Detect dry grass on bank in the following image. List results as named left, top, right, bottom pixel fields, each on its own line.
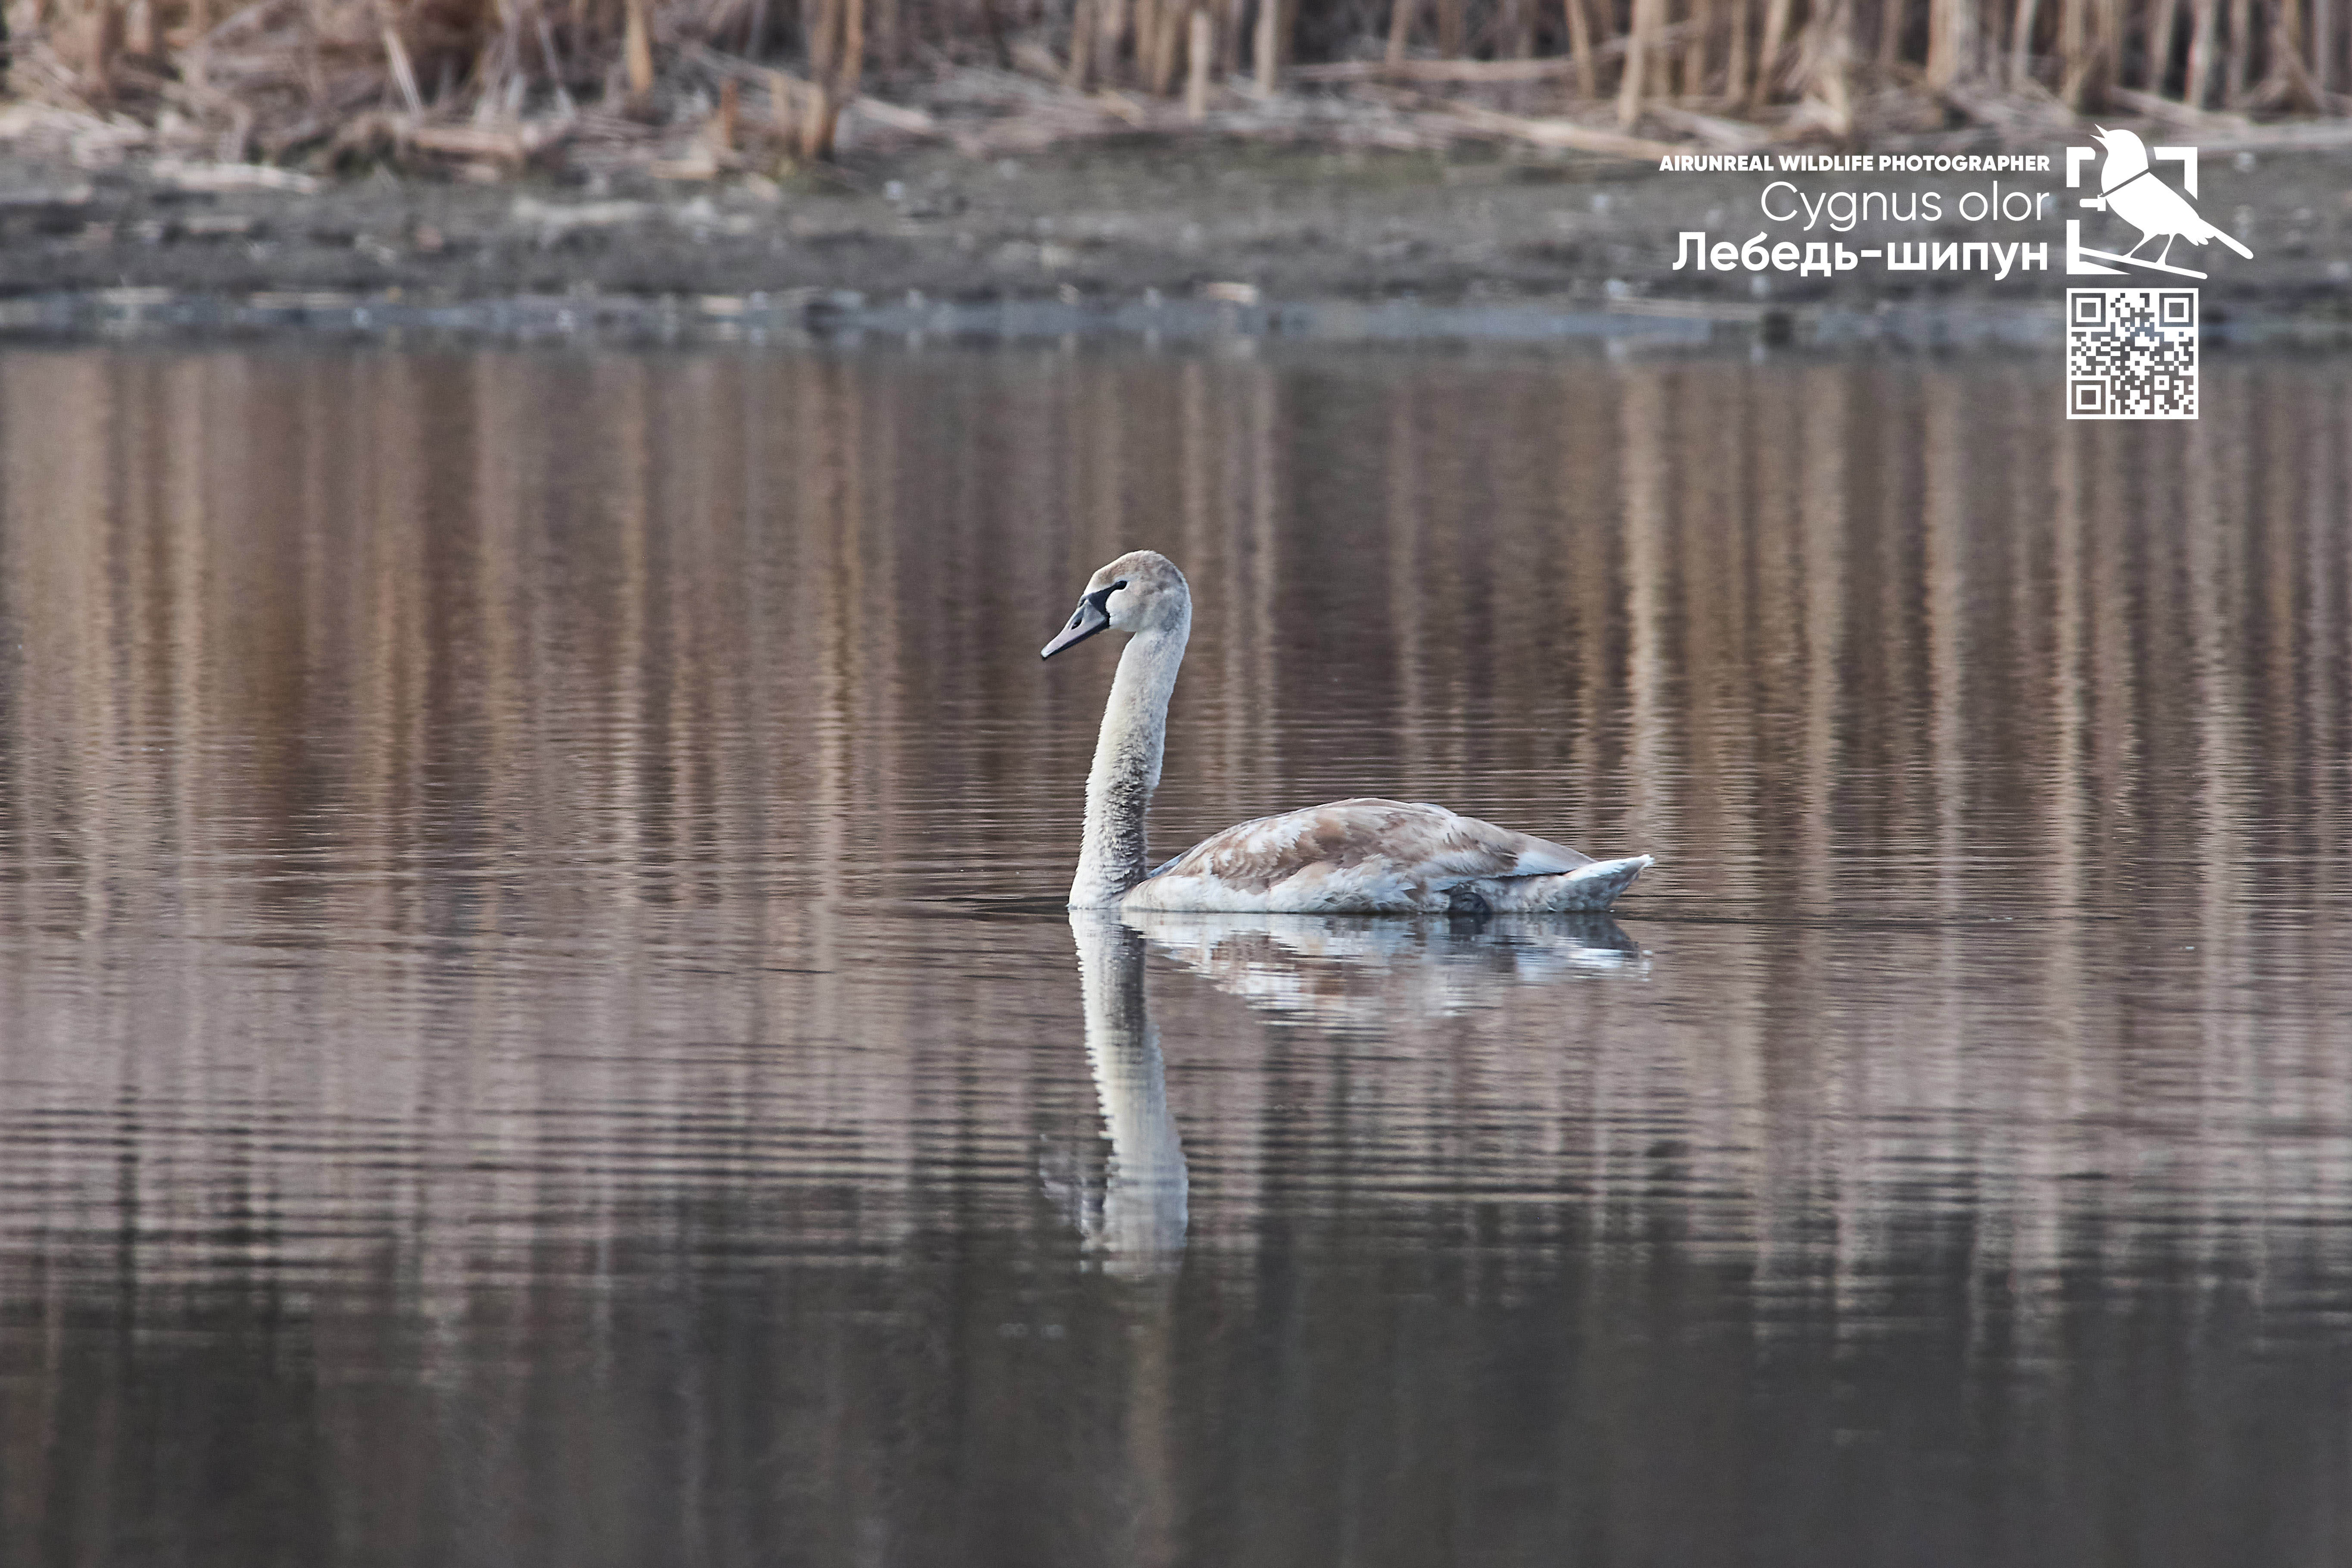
left=1, top=0, right=2347, bottom=179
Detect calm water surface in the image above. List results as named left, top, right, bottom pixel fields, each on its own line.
left=1, top=344, right=2349, bottom=1566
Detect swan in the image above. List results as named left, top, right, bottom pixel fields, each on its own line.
left=1041, top=551, right=1653, bottom=913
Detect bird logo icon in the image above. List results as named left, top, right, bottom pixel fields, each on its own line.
left=2069, top=128, right=2253, bottom=279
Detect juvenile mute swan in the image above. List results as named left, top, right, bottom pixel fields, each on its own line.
left=1041, top=551, right=1653, bottom=913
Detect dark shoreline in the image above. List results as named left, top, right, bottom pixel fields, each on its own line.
left=0, top=288, right=2307, bottom=352
left=4, top=140, right=2346, bottom=346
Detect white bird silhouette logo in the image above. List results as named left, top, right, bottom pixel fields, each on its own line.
left=2081, top=127, right=2253, bottom=269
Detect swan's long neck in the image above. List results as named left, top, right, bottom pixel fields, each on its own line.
left=1070, top=610, right=1190, bottom=907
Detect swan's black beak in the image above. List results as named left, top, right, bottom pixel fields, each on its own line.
left=1041, top=587, right=1115, bottom=659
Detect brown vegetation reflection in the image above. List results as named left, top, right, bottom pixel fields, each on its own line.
left=0, top=343, right=2349, bottom=1560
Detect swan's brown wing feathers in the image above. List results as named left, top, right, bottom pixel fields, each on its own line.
left=1148, top=798, right=1593, bottom=895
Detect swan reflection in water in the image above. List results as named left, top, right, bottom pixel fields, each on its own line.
left=1058, top=910, right=1191, bottom=1272
left=1053, top=910, right=1647, bottom=1267
left=1126, top=910, right=1645, bottom=1032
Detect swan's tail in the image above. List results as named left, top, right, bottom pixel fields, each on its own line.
left=1495, top=854, right=1653, bottom=913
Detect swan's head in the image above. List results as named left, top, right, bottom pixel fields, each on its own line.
left=1041, top=551, right=1189, bottom=658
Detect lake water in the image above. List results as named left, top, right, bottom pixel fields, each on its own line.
left=0, top=342, right=2348, bottom=1567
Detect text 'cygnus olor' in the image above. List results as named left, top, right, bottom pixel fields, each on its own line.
left=1041, top=551, right=1653, bottom=914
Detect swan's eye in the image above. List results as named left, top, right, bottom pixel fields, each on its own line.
left=1112, top=579, right=1128, bottom=591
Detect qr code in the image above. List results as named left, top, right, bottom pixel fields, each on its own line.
left=2067, top=288, right=2196, bottom=419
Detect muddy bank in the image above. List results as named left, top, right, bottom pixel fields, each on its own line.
left=3, top=140, right=2347, bottom=343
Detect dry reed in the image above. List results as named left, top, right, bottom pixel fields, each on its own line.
left=0, top=0, right=2343, bottom=171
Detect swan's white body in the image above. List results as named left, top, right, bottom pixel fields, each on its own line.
left=1043, top=551, right=1652, bottom=915
left=1127, top=798, right=1650, bottom=913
